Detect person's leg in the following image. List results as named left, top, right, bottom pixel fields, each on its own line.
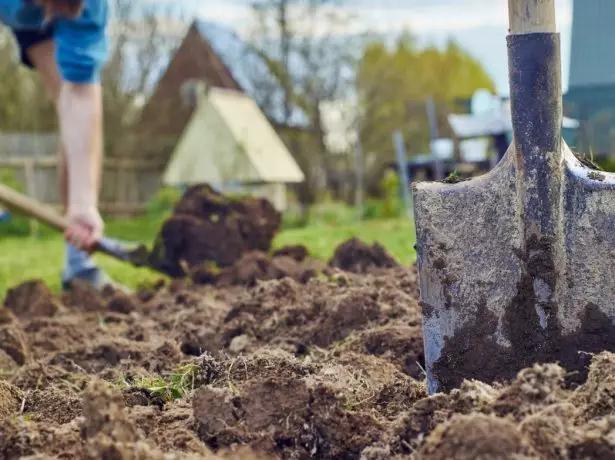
left=17, top=34, right=106, bottom=289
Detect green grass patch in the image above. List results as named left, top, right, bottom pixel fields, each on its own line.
left=0, top=214, right=416, bottom=300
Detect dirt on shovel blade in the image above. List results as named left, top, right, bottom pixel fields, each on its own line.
left=4, top=233, right=615, bottom=459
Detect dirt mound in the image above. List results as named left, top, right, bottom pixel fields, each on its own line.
left=148, top=184, right=282, bottom=277
left=191, top=250, right=325, bottom=288
left=4, top=279, right=63, bottom=318
left=329, top=237, right=399, bottom=273
left=416, top=413, right=538, bottom=459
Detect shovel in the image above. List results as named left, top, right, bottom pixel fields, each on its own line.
left=0, top=182, right=172, bottom=277
left=413, top=0, right=615, bottom=394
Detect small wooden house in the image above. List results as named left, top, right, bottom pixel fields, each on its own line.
left=137, top=19, right=310, bottom=209
left=162, top=83, right=305, bottom=211
left=138, top=19, right=309, bottom=156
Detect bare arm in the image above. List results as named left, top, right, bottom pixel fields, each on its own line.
left=57, top=82, right=103, bottom=216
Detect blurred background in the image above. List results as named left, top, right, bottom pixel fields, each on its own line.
left=0, top=0, right=610, bottom=291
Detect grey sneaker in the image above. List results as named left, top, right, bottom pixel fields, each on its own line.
left=62, top=267, right=131, bottom=294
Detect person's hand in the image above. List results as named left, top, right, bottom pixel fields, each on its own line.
left=65, top=206, right=103, bottom=253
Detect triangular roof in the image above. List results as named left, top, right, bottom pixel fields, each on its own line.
left=163, top=87, right=305, bottom=185
left=194, top=19, right=309, bottom=128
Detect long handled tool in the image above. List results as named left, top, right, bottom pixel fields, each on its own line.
left=0, top=182, right=170, bottom=276
left=413, top=0, right=615, bottom=394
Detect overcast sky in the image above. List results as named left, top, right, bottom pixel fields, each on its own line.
left=155, top=0, right=574, bottom=95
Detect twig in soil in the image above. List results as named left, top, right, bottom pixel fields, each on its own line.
left=226, top=356, right=247, bottom=396
left=416, top=361, right=427, bottom=379
left=20, top=390, right=29, bottom=414
left=401, top=440, right=413, bottom=452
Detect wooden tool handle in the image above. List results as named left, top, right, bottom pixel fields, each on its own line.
left=509, top=0, right=556, bottom=34
left=0, top=182, right=137, bottom=263
left=0, top=182, right=67, bottom=231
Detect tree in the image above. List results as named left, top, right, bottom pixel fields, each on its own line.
left=356, top=32, right=497, bottom=192
left=101, top=0, right=186, bottom=158
left=245, top=0, right=362, bottom=209
left=0, top=27, right=56, bottom=132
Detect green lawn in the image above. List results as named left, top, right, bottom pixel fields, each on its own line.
left=0, top=215, right=416, bottom=299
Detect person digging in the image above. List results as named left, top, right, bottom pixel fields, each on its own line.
left=0, top=0, right=125, bottom=292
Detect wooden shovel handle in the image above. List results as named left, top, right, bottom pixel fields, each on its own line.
left=509, top=0, right=556, bottom=34
left=0, top=182, right=68, bottom=232
left=0, top=182, right=137, bottom=263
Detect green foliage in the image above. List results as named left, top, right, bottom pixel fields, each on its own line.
left=596, top=156, right=615, bottom=172
left=357, top=33, right=497, bottom=165
left=281, top=202, right=308, bottom=229
left=362, top=170, right=404, bottom=220
left=147, top=186, right=182, bottom=218
left=307, top=200, right=358, bottom=226
left=380, top=169, right=402, bottom=218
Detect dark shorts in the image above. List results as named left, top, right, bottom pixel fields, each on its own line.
left=11, top=26, right=55, bottom=69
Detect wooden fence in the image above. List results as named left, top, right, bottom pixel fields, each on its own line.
left=0, top=133, right=166, bottom=216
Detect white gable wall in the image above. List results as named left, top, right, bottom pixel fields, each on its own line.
left=163, top=96, right=259, bottom=185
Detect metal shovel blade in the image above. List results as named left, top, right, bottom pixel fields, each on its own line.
left=413, top=0, right=615, bottom=394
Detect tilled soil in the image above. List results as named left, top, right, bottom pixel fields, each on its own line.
left=3, top=241, right=615, bottom=459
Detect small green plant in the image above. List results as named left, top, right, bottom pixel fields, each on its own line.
left=443, top=170, right=461, bottom=184
left=380, top=169, right=402, bottom=218
left=118, top=363, right=201, bottom=402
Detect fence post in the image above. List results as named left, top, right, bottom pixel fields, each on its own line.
left=392, top=130, right=412, bottom=218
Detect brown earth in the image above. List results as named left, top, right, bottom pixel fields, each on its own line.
left=4, top=234, right=615, bottom=458
left=147, top=184, right=282, bottom=277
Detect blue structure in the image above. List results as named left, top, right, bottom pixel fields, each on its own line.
left=564, top=0, right=615, bottom=155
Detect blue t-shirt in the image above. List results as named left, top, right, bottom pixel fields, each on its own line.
left=0, top=0, right=109, bottom=84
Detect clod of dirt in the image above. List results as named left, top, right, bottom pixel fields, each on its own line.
left=4, top=279, right=63, bottom=318
left=519, top=404, right=578, bottom=459
left=571, top=351, right=615, bottom=422
left=0, top=307, right=15, bottom=324
left=216, top=251, right=319, bottom=287
left=329, top=237, right=399, bottom=274
left=61, top=281, right=105, bottom=312
left=194, top=374, right=383, bottom=458
left=0, top=349, right=18, bottom=375
left=415, top=413, right=537, bottom=459
left=0, top=380, right=22, bottom=418
left=80, top=378, right=140, bottom=456
left=107, top=292, right=139, bottom=314
left=148, top=184, right=281, bottom=277
left=342, top=324, right=425, bottom=379
left=192, top=250, right=325, bottom=288
left=0, top=322, right=29, bottom=365
left=492, top=363, right=567, bottom=420
left=24, top=387, right=82, bottom=424
left=273, top=244, right=309, bottom=262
